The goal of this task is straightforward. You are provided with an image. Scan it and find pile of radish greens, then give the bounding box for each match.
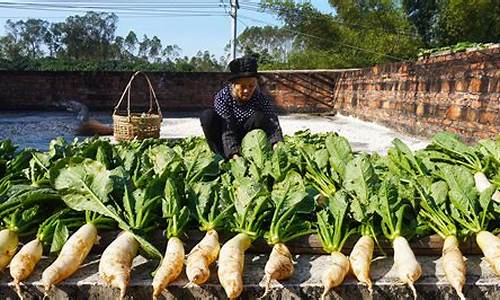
[0,131,498,300]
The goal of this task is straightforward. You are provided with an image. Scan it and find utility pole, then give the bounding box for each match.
[230,0,239,60]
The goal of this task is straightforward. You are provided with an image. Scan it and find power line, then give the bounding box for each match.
[0,5,228,16]
[0,1,231,14]
[0,1,238,9]
[0,15,227,18]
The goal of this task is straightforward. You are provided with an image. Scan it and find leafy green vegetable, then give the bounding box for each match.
[53,158,162,259]
[224,176,272,240]
[440,165,496,234]
[188,179,234,232]
[265,170,315,245]
[344,155,379,237]
[376,178,417,241]
[317,191,355,253]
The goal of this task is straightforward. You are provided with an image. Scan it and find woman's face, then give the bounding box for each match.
[232,77,258,102]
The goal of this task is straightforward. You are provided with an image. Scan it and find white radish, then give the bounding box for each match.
[9,239,43,298]
[152,237,185,299]
[99,231,139,300]
[218,233,252,299]
[474,172,500,203]
[261,243,294,298]
[186,229,220,285]
[41,223,98,292]
[476,231,500,276]
[442,236,466,300]
[0,229,19,271]
[393,236,421,299]
[321,251,350,300]
[349,235,374,293]
[474,172,492,192]
[492,190,500,204]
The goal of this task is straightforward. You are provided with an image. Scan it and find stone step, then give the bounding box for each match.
[1,254,498,299]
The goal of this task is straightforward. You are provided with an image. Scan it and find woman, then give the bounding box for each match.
[200,56,283,158]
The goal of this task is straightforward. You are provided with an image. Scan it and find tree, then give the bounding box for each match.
[148,36,162,62]
[260,0,422,69]
[0,35,23,60]
[53,12,119,60]
[124,31,138,57]
[9,19,49,58]
[434,0,500,46]
[161,44,181,61]
[402,0,439,47]
[236,26,295,64]
[138,34,151,59]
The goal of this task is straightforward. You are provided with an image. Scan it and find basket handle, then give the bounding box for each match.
[113,71,162,119]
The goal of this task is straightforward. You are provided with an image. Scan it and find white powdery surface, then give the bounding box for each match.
[0,111,428,153]
[160,113,429,154]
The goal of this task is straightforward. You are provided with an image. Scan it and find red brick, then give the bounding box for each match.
[464,109,478,122]
[455,80,467,92]
[469,78,482,93]
[416,103,426,116]
[479,111,498,125]
[446,106,462,120]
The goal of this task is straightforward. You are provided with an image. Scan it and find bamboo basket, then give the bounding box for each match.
[113,71,162,141]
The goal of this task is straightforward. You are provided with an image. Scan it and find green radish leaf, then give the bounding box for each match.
[432,132,470,155]
[430,181,449,206]
[328,190,348,221]
[183,140,221,184]
[478,139,500,165]
[241,129,271,170]
[188,180,219,227]
[50,221,69,253]
[344,155,378,203]
[314,149,329,170]
[441,165,478,215]
[147,145,182,176]
[169,206,190,238]
[54,159,124,227]
[376,178,399,238]
[229,156,247,179]
[478,185,495,212]
[163,178,181,218]
[231,176,271,236]
[316,209,334,252]
[0,186,60,220]
[122,185,136,227]
[96,145,111,169]
[344,155,378,222]
[132,232,162,259]
[116,147,137,173]
[271,170,310,215]
[325,135,353,179]
[234,177,263,216]
[269,143,290,182]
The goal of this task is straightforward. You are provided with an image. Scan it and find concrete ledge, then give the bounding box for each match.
[1,254,498,299]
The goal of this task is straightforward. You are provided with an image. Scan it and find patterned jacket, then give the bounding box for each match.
[213,84,283,156]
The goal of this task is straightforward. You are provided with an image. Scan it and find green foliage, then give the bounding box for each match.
[316,190,355,253]
[265,170,315,245]
[0,12,225,71]
[1,2,497,71]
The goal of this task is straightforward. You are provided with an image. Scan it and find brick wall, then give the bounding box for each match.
[0,47,498,141]
[263,47,499,141]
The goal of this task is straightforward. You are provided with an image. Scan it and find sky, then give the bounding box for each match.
[0,0,334,58]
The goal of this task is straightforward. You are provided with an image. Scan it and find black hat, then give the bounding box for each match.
[228,56,259,81]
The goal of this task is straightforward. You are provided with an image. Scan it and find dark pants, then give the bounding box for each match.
[199,109,275,157]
